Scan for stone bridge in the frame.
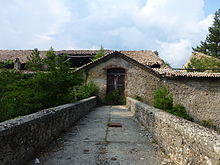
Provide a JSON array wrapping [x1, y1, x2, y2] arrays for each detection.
[[27, 106, 163, 165], [0, 96, 220, 165]]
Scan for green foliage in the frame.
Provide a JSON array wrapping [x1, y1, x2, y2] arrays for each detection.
[[135, 95, 144, 102], [0, 47, 91, 122], [25, 48, 44, 71], [169, 104, 194, 121], [153, 86, 173, 111], [164, 61, 171, 67], [93, 45, 105, 61], [186, 56, 220, 72], [103, 90, 125, 105], [153, 86, 193, 121], [74, 81, 99, 101], [201, 119, 213, 127], [193, 9, 220, 58], [0, 59, 14, 69]]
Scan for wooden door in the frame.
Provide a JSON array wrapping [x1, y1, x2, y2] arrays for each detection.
[[107, 68, 125, 94]]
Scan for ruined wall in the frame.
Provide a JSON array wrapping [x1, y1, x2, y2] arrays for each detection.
[[126, 97, 220, 165], [0, 96, 97, 165], [162, 78, 220, 129], [86, 57, 160, 104]]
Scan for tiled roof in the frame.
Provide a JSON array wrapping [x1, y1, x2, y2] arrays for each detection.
[[119, 50, 166, 67], [0, 50, 107, 63], [0, 50, 162, 67], [1, 49, 220, 78], [153, 68, 220, 78]]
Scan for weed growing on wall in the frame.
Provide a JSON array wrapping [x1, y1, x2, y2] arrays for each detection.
[[135, 95, 144, 102], [153, 86, 193, 121]]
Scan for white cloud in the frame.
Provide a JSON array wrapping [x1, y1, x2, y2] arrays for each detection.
[[157, 39, 192, 67], [0, 0, 215, 67], [0, 0, 71, 49]]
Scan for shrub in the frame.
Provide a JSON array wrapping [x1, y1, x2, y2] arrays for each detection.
[[103, 90, 125, 105], [169, 104, 194, 121], [74, 81, 99, 101], [153, 86, 173, 111], [0, 47, 85, 122], [153, 86, 193, 121], [93, 45, 105, 61], [25, 48, 44, 71], [135, 95, 144, 102], [0, 60, 14, 69]]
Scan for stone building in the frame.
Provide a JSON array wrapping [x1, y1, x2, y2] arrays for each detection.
[[1, 49, 220, 129], [79, 50, 220, 130]]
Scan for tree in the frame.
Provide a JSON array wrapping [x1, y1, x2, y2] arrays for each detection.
[[25, 48, 44, 71], [93, 45, 105, 61], [186, 56, 220, 72], [193, 9, 220, 58]]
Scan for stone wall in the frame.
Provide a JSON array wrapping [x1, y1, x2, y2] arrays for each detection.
[[126, 97, 220, 165], [162, 78, 220, 129], [0, 96, 97, 165], [86, 56, 160, 104], [85, 56, 220, 129]]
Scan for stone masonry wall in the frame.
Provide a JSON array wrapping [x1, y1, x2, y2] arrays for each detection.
[[0, 96, 97, 165], [86, 56, 220, 129], [126, 97, 220, 165], [86, 57, 160, 104], [162, 78, 220, 129]]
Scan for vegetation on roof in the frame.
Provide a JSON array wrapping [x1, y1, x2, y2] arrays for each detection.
[[92, 45, 105, 61]]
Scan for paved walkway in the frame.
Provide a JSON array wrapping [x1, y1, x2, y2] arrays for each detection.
[[27, 106, 162, 165]]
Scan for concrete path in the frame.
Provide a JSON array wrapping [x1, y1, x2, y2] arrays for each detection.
[[27, 106, 162, 165]]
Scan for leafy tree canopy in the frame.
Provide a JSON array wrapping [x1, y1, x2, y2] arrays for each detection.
[[185, 55, 220, 72], [193, 9, 220, 58]]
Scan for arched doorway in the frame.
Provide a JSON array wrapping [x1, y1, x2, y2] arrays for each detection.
[[107, 68, 125, 95]]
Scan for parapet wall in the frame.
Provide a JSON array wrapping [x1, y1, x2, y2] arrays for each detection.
[[126, 97, 220, 165], [0, 96, 97, 165]]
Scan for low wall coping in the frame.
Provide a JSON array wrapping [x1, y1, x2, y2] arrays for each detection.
[[127, 97, 220, 155]]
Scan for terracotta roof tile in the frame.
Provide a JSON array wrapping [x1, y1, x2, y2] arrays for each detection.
[[119, 50, 166, 67], [153, 68, 220, 78], [0, 50, 161, 67]]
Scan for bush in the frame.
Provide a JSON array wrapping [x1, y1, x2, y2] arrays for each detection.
[[74, 81, 99, 101], [103, 90, 125, 105], [153, 86, 193, 121], [0, 60, 14, 69], [169, 104, 194, 121], [0, 47, 87, 122], [153, 86, 173, 111]]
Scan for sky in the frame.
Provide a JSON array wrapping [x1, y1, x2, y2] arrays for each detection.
[[0, 0, 219, 67]]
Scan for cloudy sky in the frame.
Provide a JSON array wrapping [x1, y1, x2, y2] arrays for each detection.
[[0, 0, 219, 67]]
